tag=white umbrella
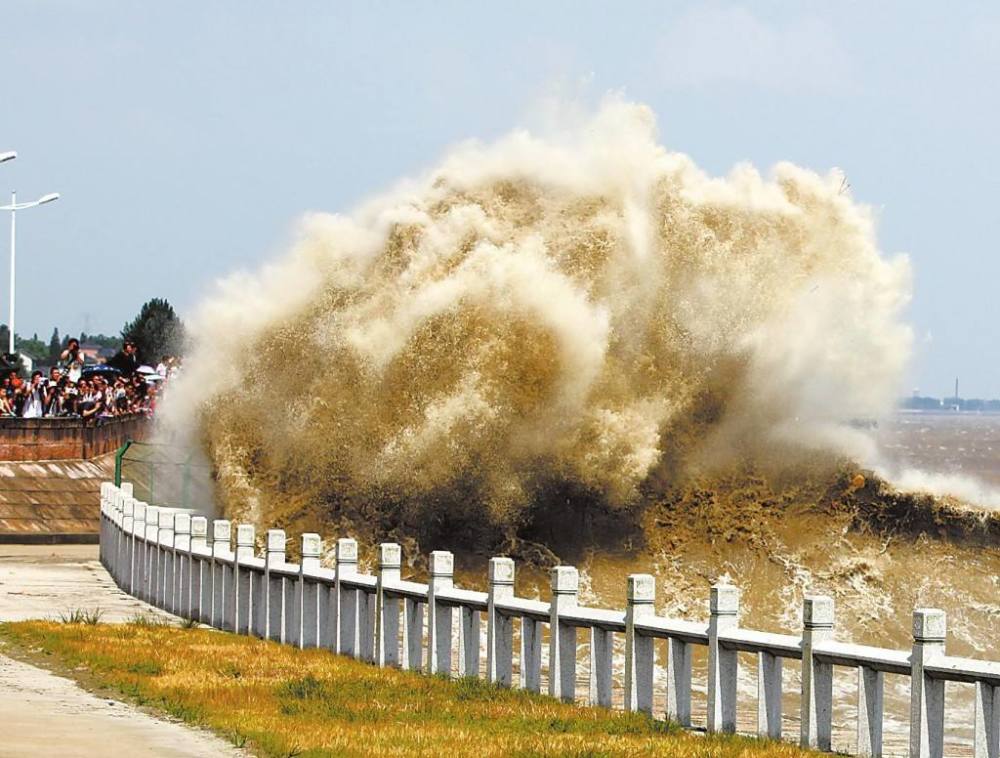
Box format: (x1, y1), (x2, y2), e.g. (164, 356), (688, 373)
(136, 365), (157, 374)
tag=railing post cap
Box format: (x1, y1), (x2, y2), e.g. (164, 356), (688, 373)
(710, 584), (740, 615)
(122, 498), (134, 516)
(336, 537), (358, 561)
(236, 524), (255, 545)
(174, 513), (191, 533)
(803, 595), (835, 628)
(190, 516), (208, 537)
(551, 565), (579, 594)
(301, 533), (322, 557)
(378, 542), (401, 568)
(146, 505), (160, 519)
(429, 550), (454, 576)
(133, 501), (147, 519)
(627, 573), (655, 602)
(212, 519), (231, 540)
(488, 556), (514, 585)
(266, 529), (286, 552)
(913, 608), (946, 641)
(120, 482), (134, 497)
(158, 511), (174, 528)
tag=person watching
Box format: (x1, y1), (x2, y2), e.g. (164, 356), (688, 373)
(107, 340), (139, 378)
(44, 366), (64, 416)
(59, 338), (85, 383)
(20, 370), (46, 418)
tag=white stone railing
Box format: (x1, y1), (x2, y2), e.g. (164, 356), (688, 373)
(99, 481), (1000, 758)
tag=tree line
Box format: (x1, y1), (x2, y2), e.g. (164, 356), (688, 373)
(4, 298), (185, 366)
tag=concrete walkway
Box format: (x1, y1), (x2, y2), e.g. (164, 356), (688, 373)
(0, 545), (245, 757)
(0, 544), (171, 622)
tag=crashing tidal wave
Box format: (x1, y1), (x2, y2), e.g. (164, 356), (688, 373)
(160, 98), (921, 550)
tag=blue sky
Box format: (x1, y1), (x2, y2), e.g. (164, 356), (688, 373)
(2, 1), (998, 396)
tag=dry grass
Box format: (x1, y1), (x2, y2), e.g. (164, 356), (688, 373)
(0, 621), (815, 758)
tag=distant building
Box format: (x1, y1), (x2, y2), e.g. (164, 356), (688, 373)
(79, 343), (117, 364)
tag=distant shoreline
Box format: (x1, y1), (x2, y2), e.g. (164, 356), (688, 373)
(894, 408), (1000, 417)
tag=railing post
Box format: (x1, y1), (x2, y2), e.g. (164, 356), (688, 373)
(143, 506), (160, 603)
(189, 516), (208, 622)
(590, 624), (613, 708)
(299, 533), (322, 648)
(521, 615), (542, 693)
(263, 529), (286, 641)
(211, 519), (231, 629)
(109, 493), (121, 580)
(427, 550), (454, 676)
(375, 543), (401, 667)
(118, 494), (129, 585)
(99, 483), (108, 567)
(233, 524), (255, 634)
(173, 513), (191, 616)
(113, 491), (124, 578)
(668, 636), (693, 727)
(336, 538), (359, 657)
(624, 573), (655, 713)
(102, 489), (112, 573)
(759, 650), (783, 740)
(402, 593), (424, 672)
(121, 498), (134, 590)
(487, 557), (514, 687)
(975, 681), (1000, 758)
(459, 602), (481, 679)
(910, 609), (946, 758)
(199, 518), (215, 624)
(157, 511), (174, 610)
(708, 583), (740, 734)
(130, 501), (146, 597)
(549, 565), (578, 702)
(858, 665), (885, 757)
(319, 545), (338, 652)
(800, 595), (834, 750)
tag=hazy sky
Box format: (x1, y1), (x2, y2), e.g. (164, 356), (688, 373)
(3, 2), (999, 396)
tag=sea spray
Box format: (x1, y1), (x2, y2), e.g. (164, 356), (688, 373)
(158, 99), (913, 542)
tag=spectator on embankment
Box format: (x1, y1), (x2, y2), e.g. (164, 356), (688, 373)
(106, 340), (139, 378)
(19, 371), (46, 418)
(59, 338), (84, 382)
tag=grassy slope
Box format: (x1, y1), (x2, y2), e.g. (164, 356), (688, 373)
(0, 621), (814, 758)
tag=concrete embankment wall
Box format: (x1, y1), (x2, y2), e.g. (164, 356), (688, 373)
(0, 457), (116, 542)
(0, 416), (150, 542)
(0, 415), (149, 461)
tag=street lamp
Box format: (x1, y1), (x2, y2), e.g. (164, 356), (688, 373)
(0, 152), (16, 164)
(0, 190), (61, 355)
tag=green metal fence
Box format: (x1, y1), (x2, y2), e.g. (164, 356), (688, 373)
(115, 440), (215, 511)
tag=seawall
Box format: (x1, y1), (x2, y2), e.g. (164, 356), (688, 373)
(0, 416), (150, 542)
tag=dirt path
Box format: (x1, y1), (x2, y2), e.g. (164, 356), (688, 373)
(0, 545), (246, 757)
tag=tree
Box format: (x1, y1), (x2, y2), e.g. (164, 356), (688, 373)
(48, 328), (61, 361)
(16, 333), (49, 361)
(122, 298), (185, 364)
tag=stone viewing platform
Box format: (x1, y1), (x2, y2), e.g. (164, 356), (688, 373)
(0, 414), (149, 462)
(0, 458), (115, 542)
(0, 415), (149, 542)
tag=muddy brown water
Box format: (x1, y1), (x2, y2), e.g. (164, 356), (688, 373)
(440, 414), (1000, 756)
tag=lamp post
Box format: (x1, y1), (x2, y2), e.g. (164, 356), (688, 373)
(0, 190), (60, 355)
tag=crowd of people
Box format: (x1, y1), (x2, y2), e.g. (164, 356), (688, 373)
(0, 338), (182, 420)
